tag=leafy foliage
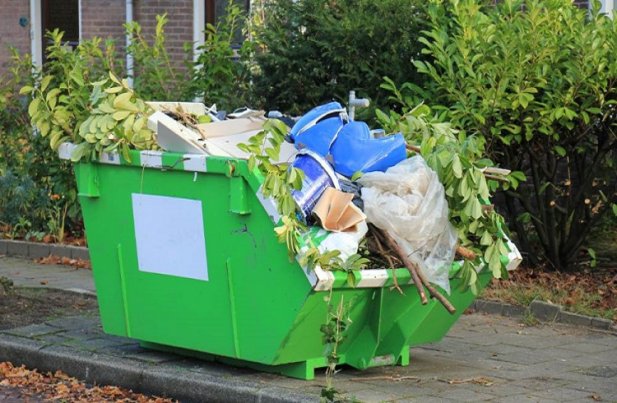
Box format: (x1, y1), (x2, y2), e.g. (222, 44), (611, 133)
(377, 87), (518, 292)
(0, 48), (81, 239)
(251, 0), (428, 116)
(21, 30), (117, 151)
(74, 73), (156, 162)
(126, 14), (193, 101)
(0, 171), (50, 238)
(22, 32), (155, 163)
(190, 1), (254, 110)
(412, 0), (617, 271)
(320, 295), (351, 402)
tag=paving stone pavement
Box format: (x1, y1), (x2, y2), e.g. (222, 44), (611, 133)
(0, 256), (616, 402)
(0, 256), (95, 295)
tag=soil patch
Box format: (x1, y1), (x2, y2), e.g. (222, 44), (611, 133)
(0, 287), (98, 330)
(483, 266), (617, 321)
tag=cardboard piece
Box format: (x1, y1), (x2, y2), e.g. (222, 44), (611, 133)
(313, 187), (366, 232)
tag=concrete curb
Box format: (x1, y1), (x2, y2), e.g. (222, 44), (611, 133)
(472, 298), (615, 332)
(0, 334), (316, 403)
(0, 239), (89, 261)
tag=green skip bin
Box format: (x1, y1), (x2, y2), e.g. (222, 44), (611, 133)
(59, 143), (521, 380)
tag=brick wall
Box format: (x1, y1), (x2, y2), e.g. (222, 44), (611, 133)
(134, 0), (194, 68)
(0, 1), (31, 74)
(81, 0), (126, 56)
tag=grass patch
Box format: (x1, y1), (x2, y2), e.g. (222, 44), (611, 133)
(482, 269), (616, 322)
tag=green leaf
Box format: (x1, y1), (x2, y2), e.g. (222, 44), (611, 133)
(28, 97), (41, 117)
(40, 75), (53, 92)
(553, 146), (566, 157)
(105, 86), (124, 94)
(452, 155), (463, 178)
(113, 92), (138, 111)
(587, 248), (597, 268)
(109, 71), (121, 84)
(70, 71), (84, 86)
(70, 142), (90, 162)
(19, 85), (33, 95)
(480, 231), (493, 246)
(346, 272), (356, 288)
(350, 171), (363, 181)
(471, 198), (482, 219)
(112, 110), (131, 121)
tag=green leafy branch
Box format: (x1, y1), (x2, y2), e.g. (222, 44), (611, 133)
(239, 120), (369, 279)
(320, 293), (351, 403)
(73, 73), (156, 162)
(377, 81), (524, 292)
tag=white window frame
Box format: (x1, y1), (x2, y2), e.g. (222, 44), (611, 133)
(193, 0), (206, 62)
(29, 0), (42, 67)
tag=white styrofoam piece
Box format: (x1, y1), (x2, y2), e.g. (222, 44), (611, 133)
(147, 111), (166, 132)
(146, 101), (207, 116)
(132, 193), (208, 281)
(505, 236), (523, 271)
(196, 117), (265, 138)
(156, 117), (208, 155)
(204, 130), (297, 163)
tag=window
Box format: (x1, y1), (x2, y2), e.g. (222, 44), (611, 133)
(42, 0), (79, 54)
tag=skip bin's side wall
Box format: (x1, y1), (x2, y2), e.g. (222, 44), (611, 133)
(74, 157), (315, 365)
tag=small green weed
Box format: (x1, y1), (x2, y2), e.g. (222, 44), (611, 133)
(521, 311), (539, 327)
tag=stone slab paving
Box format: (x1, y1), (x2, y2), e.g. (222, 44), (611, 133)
(0, 256), (95, 295)
(0, 256), (615, 402)
(0, 309), (615, 402)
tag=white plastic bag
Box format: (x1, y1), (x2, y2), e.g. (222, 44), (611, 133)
(357, 156), (457, 293)
(318, 221), (368, 261)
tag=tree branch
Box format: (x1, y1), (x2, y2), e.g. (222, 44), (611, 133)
(373, 225), (456, 314)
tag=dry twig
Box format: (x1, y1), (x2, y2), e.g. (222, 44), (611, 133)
(456, 245), (477, 261)
(370, 225), (428, 305)
(373, 232), (404, 295)
(373, 225), (457, 314)
(405, 144), (421, 153)
(350, 375), (421, 382)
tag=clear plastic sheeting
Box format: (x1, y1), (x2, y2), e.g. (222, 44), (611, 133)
(357, 156), (457, 294)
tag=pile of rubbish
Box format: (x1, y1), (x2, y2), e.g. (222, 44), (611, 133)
(147, 96), (469, 297)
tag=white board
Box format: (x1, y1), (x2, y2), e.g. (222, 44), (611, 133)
(132, 194), (208, 281)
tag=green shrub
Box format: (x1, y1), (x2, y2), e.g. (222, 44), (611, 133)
(126, 14), (193, 101)
(0, 50), (80, 239)
(251, 0), (428, 115)
(22, 30), (117, 150)
(0, 49), (35, 175)
(0, 171), (50, 238)
(412, 0), (617, 270)
(189, 1), (254, 110)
